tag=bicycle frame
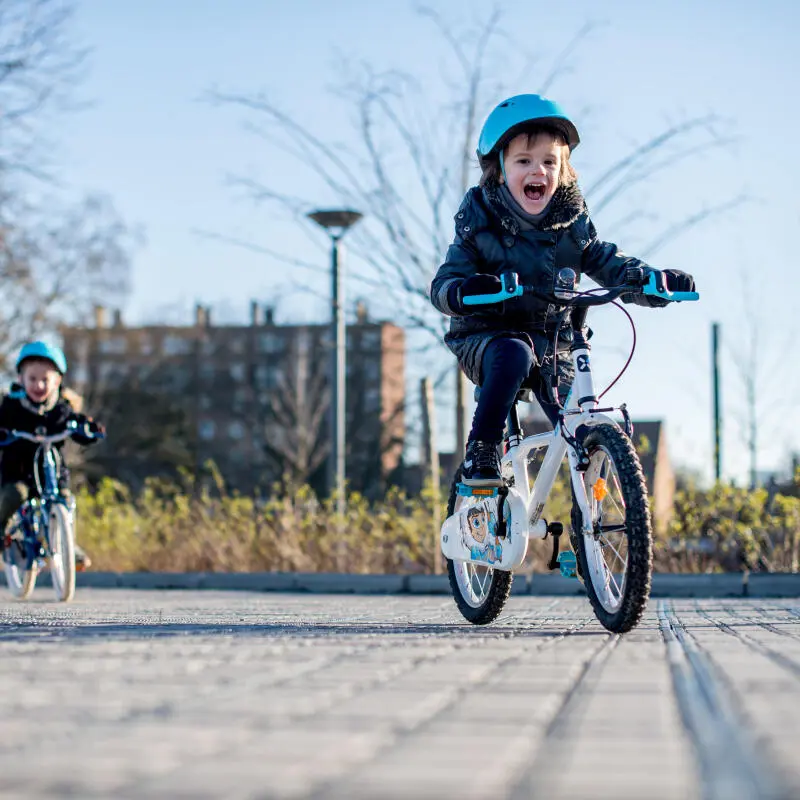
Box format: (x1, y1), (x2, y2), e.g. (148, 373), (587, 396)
(440, 335), (625, 571)
(4, 429), (74, 568)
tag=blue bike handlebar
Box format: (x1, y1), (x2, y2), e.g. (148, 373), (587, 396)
(460, 270), (699, 306)
(641, 271), (699, 302)
(461, 272), (523, 305)
(0, 419), (105, 448)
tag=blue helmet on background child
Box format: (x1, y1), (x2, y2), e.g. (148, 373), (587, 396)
(16, 341), (68, 375)
(477, 94), (580, 167)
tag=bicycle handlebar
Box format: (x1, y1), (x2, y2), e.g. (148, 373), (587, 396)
(460, 269), (699, 308)
(0, 419), (105, 448)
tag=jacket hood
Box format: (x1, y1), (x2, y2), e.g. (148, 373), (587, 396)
(482, 181), (586, 233)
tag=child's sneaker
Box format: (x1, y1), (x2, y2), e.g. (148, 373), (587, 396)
(461, 440), (502, 487)
(74, 544), (92, 571)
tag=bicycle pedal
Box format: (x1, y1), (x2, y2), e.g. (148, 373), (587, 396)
(456, 483), (500, 498)
(557, 551), (578, 578)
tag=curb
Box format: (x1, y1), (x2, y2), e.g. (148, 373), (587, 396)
(3, 571), (796, 598)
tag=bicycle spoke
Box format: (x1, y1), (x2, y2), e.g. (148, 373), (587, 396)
(477, 566), (490, 597)
(609, 471), (626, 510)
(601, 535), (627, 567)
(607, 566), (622, 598)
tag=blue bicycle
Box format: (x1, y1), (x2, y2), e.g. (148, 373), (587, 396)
(1, 420), (103, 601)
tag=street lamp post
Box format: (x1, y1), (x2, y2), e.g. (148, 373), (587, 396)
(307, 209), (363, 516)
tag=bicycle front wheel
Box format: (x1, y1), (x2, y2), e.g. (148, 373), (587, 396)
(573, 424), (652, 633)
(3, 514), (38, 600)
(48, 504), (76, 602)
(445, 468), (513, 625)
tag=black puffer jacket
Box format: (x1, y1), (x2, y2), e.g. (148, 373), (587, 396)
(430, 182), (651, 384)
(0, 385), (95, 487)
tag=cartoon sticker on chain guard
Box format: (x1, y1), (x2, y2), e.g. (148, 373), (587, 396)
(440, 487), (529, 571)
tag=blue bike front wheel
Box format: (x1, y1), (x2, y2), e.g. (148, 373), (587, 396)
(48, 504), (76, 602)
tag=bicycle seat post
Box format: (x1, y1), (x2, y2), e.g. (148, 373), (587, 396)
(504, 401), (524, 453)
(570, 307), (597, 411)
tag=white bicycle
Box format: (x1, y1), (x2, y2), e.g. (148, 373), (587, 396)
(441, 268), (698, 633)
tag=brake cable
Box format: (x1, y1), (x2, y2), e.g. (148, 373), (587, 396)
(546, 287), (638, 408)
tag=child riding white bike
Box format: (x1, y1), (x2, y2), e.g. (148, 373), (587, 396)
(0, 342), (104, 569)
(429, 94), (696, 487)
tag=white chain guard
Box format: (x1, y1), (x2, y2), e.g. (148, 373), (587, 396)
(440, 486), (529, 572)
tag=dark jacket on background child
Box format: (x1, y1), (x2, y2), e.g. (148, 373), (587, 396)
(0, 384), (95, 490)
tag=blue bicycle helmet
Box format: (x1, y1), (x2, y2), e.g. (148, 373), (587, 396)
(16, 341), (68, 374)
(477, 94), (580, 166)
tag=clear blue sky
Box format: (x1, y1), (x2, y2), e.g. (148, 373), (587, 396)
(56, 0), (799, 483)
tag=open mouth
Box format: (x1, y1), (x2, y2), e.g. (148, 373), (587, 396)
(524, 182), (547, 202)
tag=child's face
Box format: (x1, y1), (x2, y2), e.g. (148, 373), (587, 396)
(21, 360), (62, 404)
(501, 132), (563, 215)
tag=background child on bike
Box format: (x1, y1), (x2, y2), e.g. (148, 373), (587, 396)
(0, 342), (104, 568)
(430, 94), (695, 486)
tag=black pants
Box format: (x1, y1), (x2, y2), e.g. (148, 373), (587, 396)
(469, 336), (563, 443)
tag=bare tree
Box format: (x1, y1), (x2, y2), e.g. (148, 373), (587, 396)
(209, 7), (737, 457)
(258, 324), (407, 497)
(0, 0), (134, 369)
(0, 0), (88, 181)
(727, 275), (790, 489)
(260, 341), (331, 488)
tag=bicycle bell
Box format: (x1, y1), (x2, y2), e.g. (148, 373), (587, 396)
(554, 268), (577, 300)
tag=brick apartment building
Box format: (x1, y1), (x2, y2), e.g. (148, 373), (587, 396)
(61, 302), (405, 496)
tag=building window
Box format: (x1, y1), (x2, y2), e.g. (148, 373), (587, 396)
(228, 421), (245, 440)
(255, 364), (278, 389)
(229, 338), (245, 355)
(199, 420), (216, 440)
(201, 338), (216, 356)
(364, 386), (380, 412)
(230, 363), (246, 382)
(232, 387), (247, 412)
(140, 334), (155, 356)
(99, 336), (126, 356)
(259, 332), (283, 354)
(163, 335), (192, 356)
(200, 363), (216, 383)
(361, 329), (381, 350)
(365, 359), (381, 383)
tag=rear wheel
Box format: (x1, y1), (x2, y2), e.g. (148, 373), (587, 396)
(3, 512), (38, 600)
(446, 468), (513, 625)
(48, 504), (76, 602)
(572, 424), (652, 633)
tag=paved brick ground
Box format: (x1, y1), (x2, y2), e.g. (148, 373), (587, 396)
(0, 591), (798, 799)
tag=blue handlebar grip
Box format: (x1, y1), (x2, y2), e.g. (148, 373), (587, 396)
(461, 272), (524, 306)
(642, 272), (699, 303)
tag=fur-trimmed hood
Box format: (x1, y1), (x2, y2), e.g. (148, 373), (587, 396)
(482, 181), (586, 233)
(6, 383), (82, 415)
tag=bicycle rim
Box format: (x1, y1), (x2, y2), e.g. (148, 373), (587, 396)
(583, 445), (629, 614)
(48, 505), (75, 602)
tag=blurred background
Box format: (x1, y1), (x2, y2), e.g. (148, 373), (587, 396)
(2, 0), (798, 573)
